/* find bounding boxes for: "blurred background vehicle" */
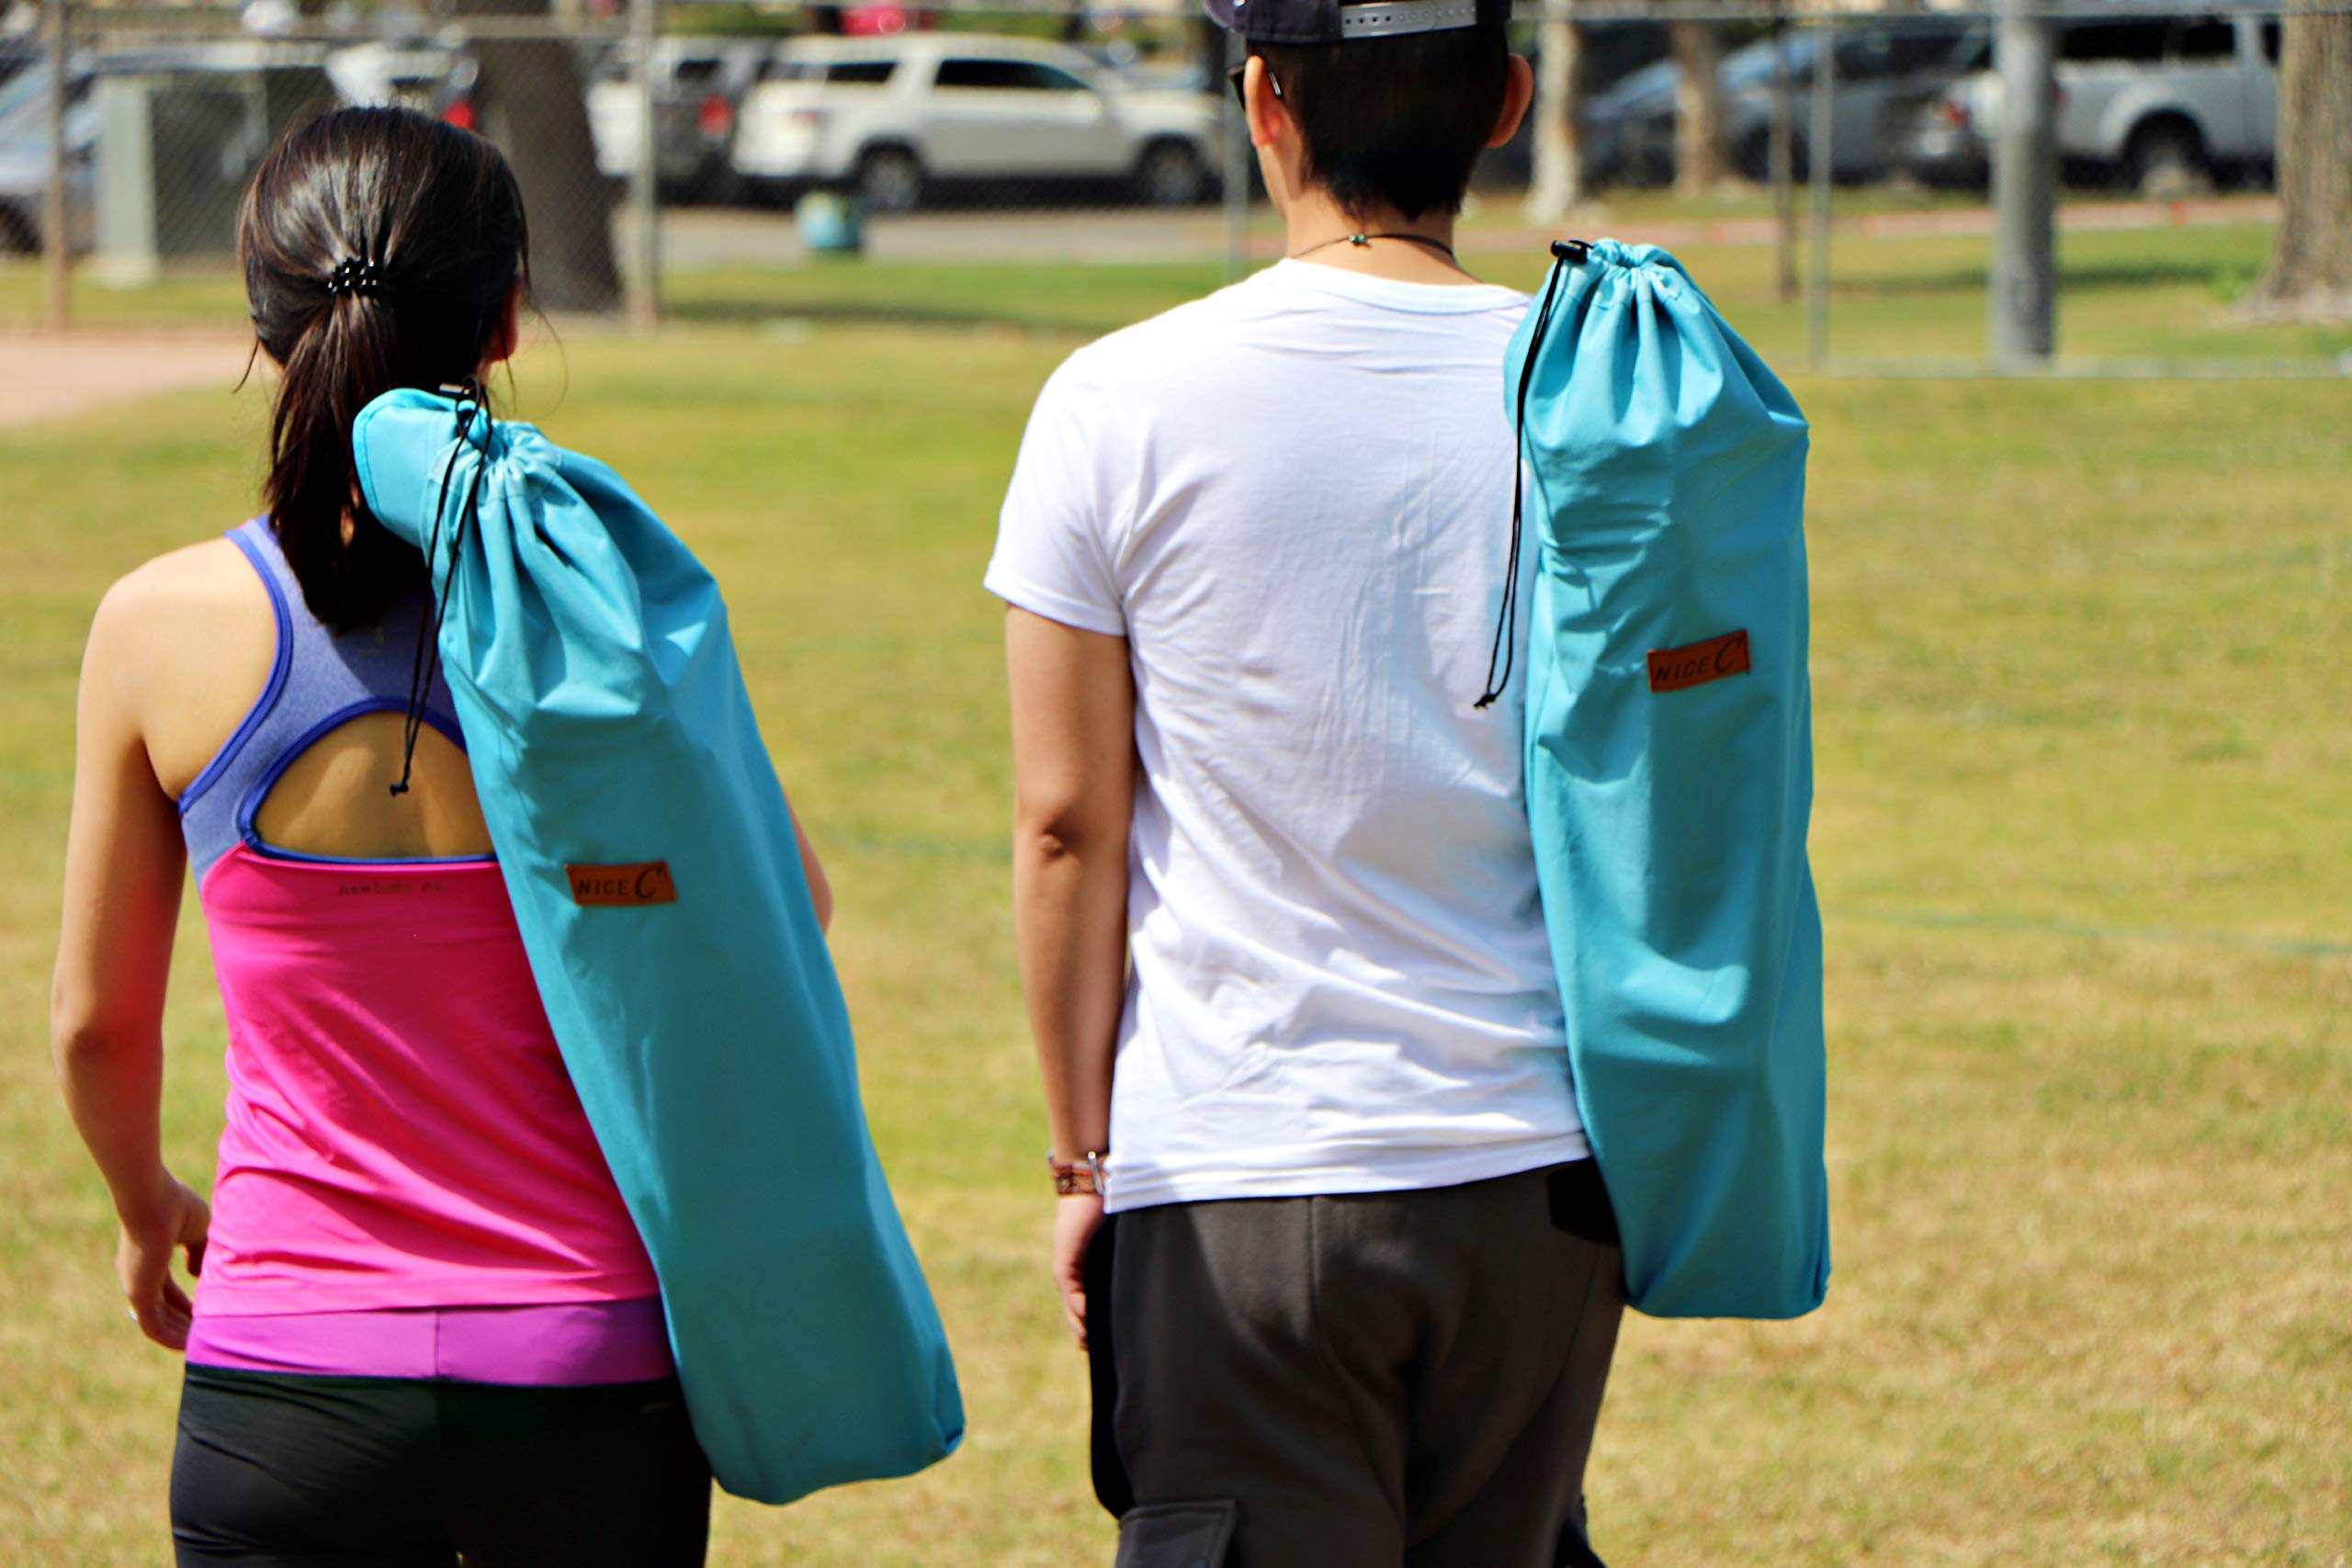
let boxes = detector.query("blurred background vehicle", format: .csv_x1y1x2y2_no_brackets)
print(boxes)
1476,20,1672,189
0,33,39,94
1588,18,1989,186
587,38,770,205
0,59,94,253
323,39,466,114
0,45,325,257
729,32,1221,212
1889,13,2280,194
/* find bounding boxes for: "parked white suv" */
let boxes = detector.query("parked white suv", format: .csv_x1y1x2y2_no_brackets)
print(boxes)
729,33,1222,211
1895,14,2280,194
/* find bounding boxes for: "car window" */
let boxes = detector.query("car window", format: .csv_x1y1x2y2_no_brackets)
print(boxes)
823,60,898,85
935,58,1088,92
1883,29,1973,72
2261,21,2282,64
1942,32,1992,73
1838,28,1967,79
672,57,725,87
0,64,97,132
2168,17,2238,61
2060,21,2169,64
0,63,53,122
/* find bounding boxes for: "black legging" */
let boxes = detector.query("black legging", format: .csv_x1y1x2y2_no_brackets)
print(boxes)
171,1364,712,1567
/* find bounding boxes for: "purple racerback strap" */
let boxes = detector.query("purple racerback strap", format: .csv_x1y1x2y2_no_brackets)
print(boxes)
178,517,468,881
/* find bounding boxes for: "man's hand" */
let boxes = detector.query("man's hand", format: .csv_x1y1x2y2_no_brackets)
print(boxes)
116,1171,209,1350
1053,1192,1107,1350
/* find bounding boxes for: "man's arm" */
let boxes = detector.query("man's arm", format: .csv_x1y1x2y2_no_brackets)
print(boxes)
1004,606,1134,1348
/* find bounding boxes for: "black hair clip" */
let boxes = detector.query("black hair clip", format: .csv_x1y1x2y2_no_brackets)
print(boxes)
325,256,387,299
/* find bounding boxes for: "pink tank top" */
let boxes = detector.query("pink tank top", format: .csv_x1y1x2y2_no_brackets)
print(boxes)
178,521,665,1381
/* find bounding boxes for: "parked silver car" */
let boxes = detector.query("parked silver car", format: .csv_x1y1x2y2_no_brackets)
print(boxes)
587,38,772,204
1,47,322,256
1588,20,1990,186
0,60,97,253
1889,14,2280,194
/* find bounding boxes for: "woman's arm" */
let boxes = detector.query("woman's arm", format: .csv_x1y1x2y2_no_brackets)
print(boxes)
51,580,209,1351
1004,607,1134,1349
793,811,832,934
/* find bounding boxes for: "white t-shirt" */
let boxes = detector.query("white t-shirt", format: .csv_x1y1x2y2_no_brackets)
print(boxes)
988,258,1588,1213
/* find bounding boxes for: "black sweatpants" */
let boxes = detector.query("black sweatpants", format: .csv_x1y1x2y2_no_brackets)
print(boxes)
1090,1162,1625,1568
171,1364,712,1567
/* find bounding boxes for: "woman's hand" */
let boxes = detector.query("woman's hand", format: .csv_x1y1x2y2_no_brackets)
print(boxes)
116,1173,209,1350
1052,1192,1106,1351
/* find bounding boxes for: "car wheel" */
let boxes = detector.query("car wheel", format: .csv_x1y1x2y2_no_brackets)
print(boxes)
1736,129,1809,185
698,162,746,209
856,147,923,215
2126,119,2209,199
1134,140,1208,208
0,206,35,255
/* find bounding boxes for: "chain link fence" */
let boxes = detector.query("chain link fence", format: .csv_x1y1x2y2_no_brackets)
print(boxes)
0,0,2346,373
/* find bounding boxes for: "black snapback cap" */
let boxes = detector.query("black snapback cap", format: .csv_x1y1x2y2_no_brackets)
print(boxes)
1203,0,1513,46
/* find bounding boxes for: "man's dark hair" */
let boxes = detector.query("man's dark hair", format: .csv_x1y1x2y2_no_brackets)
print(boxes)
1252,24,1510,221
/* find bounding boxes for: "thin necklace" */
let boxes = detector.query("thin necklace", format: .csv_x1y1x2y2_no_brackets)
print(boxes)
1289,231,1459,265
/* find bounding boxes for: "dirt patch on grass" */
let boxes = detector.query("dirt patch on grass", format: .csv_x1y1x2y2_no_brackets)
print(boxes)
0,333,253,430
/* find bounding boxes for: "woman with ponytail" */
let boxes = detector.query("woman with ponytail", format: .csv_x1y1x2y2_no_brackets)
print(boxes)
50,107,808,1565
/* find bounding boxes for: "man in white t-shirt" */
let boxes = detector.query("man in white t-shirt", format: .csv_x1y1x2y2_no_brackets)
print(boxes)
989,2,1623,1562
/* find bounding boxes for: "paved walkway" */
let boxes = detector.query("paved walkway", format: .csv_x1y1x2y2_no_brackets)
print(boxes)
0,332,253,430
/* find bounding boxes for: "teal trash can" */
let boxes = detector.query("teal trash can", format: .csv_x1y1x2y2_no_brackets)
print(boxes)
795,191,864,255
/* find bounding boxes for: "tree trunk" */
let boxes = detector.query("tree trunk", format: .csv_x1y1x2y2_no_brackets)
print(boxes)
1526,8,1585,222
1671,17,1728,198
460,0,621,313
2251,6,2352,319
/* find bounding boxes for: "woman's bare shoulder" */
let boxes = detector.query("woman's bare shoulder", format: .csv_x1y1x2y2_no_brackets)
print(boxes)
100,535,266,619
90,534,271,660
87,532,278,795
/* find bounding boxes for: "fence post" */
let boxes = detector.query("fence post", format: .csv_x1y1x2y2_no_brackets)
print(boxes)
626,0,661,333
1770,4,1795,303
1804,16,1834,367
43,0,70,331
1222,30,1249,283
1991,0,2057,363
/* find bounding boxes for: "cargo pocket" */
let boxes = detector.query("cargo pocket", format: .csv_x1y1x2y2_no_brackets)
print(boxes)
1113,1501,1238,1568
1547,1160,1622,1248
1556,1506,1610,1568
1086,1214,1131,1517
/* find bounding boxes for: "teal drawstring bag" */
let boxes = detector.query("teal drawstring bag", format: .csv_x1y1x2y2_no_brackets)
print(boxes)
351,387,964,1502
1497,241,1829,1320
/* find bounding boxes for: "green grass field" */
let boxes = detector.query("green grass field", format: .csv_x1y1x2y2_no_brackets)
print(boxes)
2,225,2347,1564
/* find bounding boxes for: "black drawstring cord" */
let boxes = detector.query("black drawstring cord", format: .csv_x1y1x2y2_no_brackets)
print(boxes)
391,378,492,797
1476,251,1575,710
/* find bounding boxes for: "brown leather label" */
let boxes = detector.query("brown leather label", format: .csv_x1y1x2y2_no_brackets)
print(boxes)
1647,629,1752,694
566,862,678,907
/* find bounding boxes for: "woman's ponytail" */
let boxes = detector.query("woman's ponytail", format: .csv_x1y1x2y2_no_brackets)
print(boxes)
239,107,527,633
